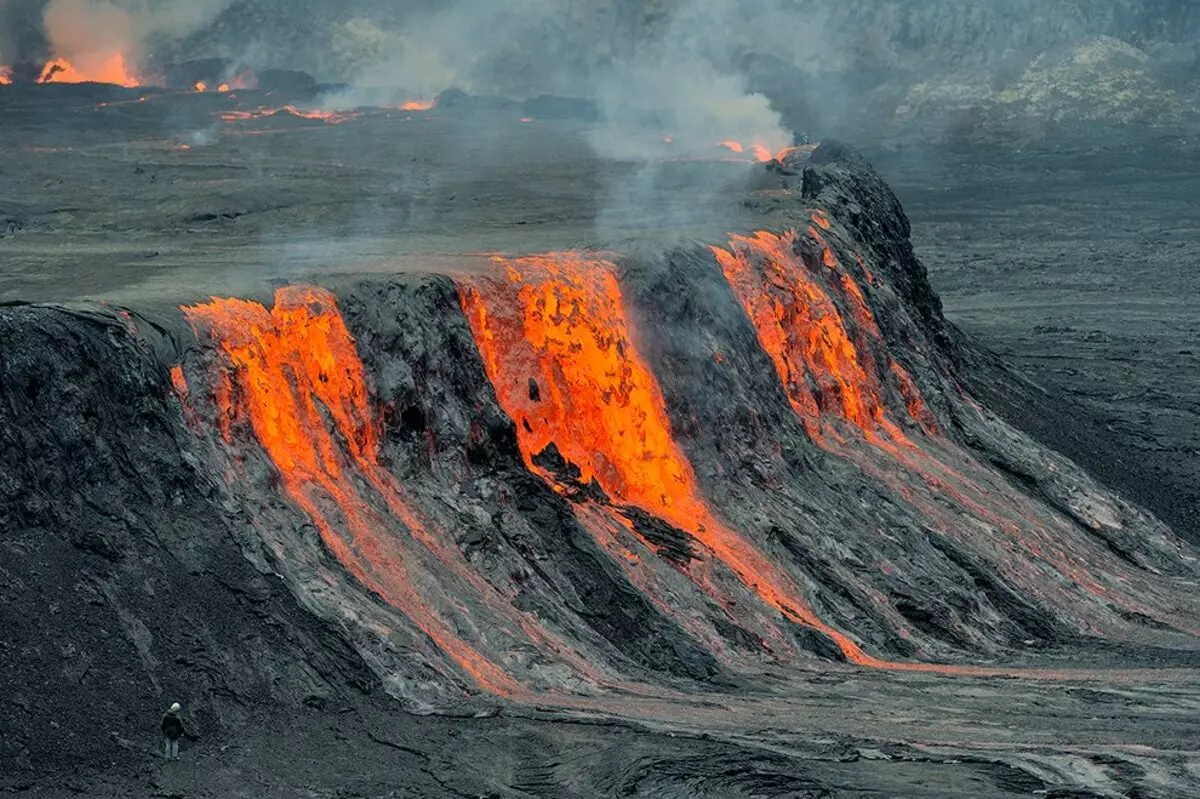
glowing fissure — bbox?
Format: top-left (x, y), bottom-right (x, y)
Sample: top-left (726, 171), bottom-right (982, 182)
top-left (220, 106), bottom-right (361, 125)
top-left (181, 287), bottom-right (522, 695)
top-left (458, 254), bottom-right (879, 664)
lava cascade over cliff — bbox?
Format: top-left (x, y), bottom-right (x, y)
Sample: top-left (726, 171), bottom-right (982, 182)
top-left (160, 145), bottom-right (1200, 704)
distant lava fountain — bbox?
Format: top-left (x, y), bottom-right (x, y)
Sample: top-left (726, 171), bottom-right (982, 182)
top-left (458, 254), bottom-right (879, 664)
top-left (37, 54), bottom-right (140, 87)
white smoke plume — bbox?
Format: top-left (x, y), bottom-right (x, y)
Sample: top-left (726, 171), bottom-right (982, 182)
top-left (586, 0), bottom-right (792, 161)
top-left (41, 0), bottom-right (233, 73)
top-left (321, 0), bottom-right (793, 158)
top-left (323, 0), bottom-right (588, 110)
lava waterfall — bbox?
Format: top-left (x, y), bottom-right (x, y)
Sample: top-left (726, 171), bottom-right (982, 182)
top-left (6, 144), bottom-right (1197, 712)
top-left (167, 144), bottom-right (1198, 700)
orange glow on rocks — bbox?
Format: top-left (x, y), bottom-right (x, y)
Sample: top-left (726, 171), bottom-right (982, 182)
top-left (0, 67), bottom-right (11, 85)
top-left (181, 287), bottom-right (519, 695)
top-left (397, 99), bottom-right (437, 111)
top-left (458, 254), bottom-right (878, 664)
top-left (37, 54), bottom-right (140, 87)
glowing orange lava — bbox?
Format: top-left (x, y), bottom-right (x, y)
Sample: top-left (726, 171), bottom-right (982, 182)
top-left (169, 365), bottom-right (188, 398)
top-left (0, 67), bottom-right (11, 86)
top-left (182, 287), bottom-right (519, 695)
top-left (712, 230), bottom-right (919, 444)
top-left (37, 54), bottom-right (140, 87)
top-left (718, 141), bottom-right (799, 163)
top-left (193, 81), bottom-right (207, 92)
top-left (397, 99), bottom-right (437, 111)
top-left (458, 254), bottom-right (878, 663)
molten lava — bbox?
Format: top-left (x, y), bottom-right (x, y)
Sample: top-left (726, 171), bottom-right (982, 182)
top-left (0, 67), bottom-right (11, 86)
top-left (397, 99), bottom-right (437, 111)
top-left (712, 230), bottom-right (921, 444)
top-left (37, 54), bottom-right (140, 87)
top-left (181, 287), bottom-right (519, 695)
top-left (458, 254), bottom-right (878, 663)
top-left (718, 141), bottom-right (801, 163)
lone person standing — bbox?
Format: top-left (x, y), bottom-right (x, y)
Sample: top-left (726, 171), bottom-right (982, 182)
top-left (161, 702), bottom-right (184, 760)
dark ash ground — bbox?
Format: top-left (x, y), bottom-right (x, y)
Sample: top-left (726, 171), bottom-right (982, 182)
top-left (2, 86), bottom-right (1198, 798)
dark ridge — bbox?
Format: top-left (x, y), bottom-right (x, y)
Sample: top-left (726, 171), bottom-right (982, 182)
top-left (926, 534), bottom-right (1067, 646)
top-left (956, 332), bottom-right (1200, 544)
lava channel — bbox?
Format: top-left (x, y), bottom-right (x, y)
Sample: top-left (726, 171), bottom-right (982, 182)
top-left (458, 253), bottom-right (881, 664)
top-left (181, 286), bottom-right (523, 695)
top-left (712, 228), bottom-right (931, 447)
top-left (713, 225), bottom-right (1194, 639)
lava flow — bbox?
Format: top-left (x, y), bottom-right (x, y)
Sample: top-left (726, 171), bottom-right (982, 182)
top-left (715, 224), bottom-right (1191, 638)
top-left (712, 229), bottom-right (926, 445)
top-left (181, 287), bottom-right (520, 695)
top-left (458, 254), bottom-right (878, 663)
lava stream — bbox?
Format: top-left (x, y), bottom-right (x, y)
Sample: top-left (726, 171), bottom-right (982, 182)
top-left (712, 229), bottom-right (921, 446)
top-left (458, 254), bottom-right (876, 664)
top-left (181, 287), bottom-right (520, 695)
top-left (715, 225), bottom-right (1193, 636)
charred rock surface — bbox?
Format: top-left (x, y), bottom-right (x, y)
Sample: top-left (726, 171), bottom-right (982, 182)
top-left (3, 143), bottom-right (1199, 797)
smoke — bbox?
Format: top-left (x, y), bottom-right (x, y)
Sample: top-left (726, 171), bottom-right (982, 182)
top-left (324, 0), bottom-right (593, 109)
top-left (40, 0), bottom-right (232, 71)
top-left (587, 0), bottom-right (791, 161)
